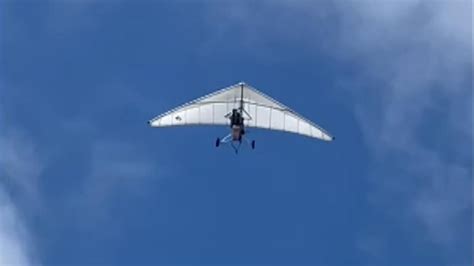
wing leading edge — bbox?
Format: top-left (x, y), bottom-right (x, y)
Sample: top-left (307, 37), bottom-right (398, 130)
top-left (148, 82), bottom-right (334, 141)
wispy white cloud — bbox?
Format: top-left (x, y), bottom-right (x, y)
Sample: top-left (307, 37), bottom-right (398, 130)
top-left (67, 138), bottom-right (160, 230)
top-left (333, 1), bottom-right (472, 254)
top-left (0, 130), bottom-right (44, 208)
top-left (0, 129), bottom-right (42, 266)
top-left (0, 188), bottom-right (35, 266)
top-left (0, 98), bottom-right (161, 264)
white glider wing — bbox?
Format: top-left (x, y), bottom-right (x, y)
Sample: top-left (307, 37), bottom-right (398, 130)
top-left (149, 82), bottom-right (334, 141)
top-left (147, 84), bottom-right (242, 127)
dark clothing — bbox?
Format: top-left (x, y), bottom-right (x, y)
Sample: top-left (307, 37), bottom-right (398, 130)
top-left (230, 109), bottom-right (244, 127)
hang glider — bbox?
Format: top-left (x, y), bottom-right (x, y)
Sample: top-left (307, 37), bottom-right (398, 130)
top-left (148, 82), bottom-right (334, 152)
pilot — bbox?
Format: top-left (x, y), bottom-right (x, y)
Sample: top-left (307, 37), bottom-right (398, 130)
top-left (230, 109), bottom-right (244, 127)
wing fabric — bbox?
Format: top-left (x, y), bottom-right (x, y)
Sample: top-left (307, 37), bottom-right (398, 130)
top-left (149, 82), bottom-right (334, 141)
top-left (240, 85), bottom-right (333, 141)
top-left (148, 84), bottom-right (240, 127)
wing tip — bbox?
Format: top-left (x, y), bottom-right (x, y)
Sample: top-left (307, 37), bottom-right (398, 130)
top-left (321, 135), bottom-right (334, 142)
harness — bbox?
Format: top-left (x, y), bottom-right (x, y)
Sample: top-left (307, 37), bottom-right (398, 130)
top-left (230, 109), bottom-right (244, 127)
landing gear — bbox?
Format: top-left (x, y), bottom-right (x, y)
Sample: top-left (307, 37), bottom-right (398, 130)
top-left (215, 135), bottom-right (254, 152)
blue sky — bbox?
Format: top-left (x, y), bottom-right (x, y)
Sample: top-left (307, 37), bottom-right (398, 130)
top-left (0, 1), bottom-right (472, 265)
